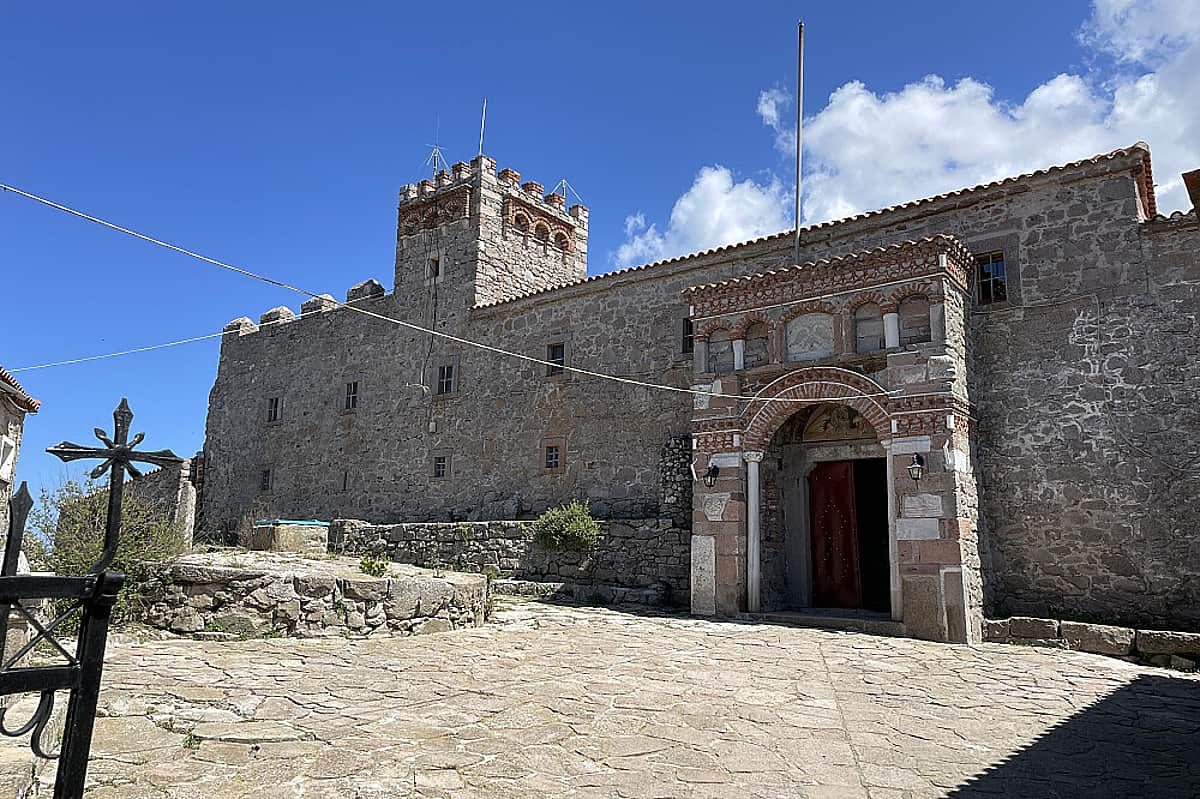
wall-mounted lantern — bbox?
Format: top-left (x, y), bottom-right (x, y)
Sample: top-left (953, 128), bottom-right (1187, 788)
top-left (703, 463), bottom-right (720, 488)
top-left (906, 453), bottom-right (926, 485)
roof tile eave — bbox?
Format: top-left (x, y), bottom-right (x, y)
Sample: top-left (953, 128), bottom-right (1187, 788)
top-left (0, 366), bottom-right (39, 413)
top-left (474, 142), bottom-right (1152, 311)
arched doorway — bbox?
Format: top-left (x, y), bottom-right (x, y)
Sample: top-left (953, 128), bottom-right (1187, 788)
top-left (759, 404), bottom-right (891, 613)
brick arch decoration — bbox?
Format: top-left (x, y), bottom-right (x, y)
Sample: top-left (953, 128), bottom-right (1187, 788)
top-left (742, 367), bottom-right (892, 451)
top-left (844, 291), bottom-right (887, 314)
top-left (734, 313), bottom-right (773, 338)
top-left (780, 300), bottom-right (839, 324)
top-left (697, 320), bottom-right (735, 340)
top-left (888, 281), bottom-right (938, 306)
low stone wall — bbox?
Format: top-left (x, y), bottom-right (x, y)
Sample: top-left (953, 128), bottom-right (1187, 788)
top-left (984, 615), bottom-right (1200, 670)
top-left (331, 517), bottom-right (690, 605)
top-left (143, 551), bottom-right (487, 638)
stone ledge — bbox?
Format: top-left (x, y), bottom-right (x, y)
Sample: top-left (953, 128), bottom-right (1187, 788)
top-left (143, 551), bottom-right (488, 639)
top-left (983, 615), bottom-right (1198, 669)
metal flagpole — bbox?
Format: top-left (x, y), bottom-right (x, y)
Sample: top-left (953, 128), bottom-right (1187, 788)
top-left (794, 20), bottom-right (805, 266)
top-left (478, 98), bottom-right (487, 156)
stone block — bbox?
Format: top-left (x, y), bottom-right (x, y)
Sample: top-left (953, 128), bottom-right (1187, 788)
top-left (343, 578), bottom-right (388, 601)
top-left (690, 534), bottom-right (716, 617)
top-left (901, 573), bottom-right (947, 642)
top-left (896, 518), bottom-right (940, 541)
top-left (345, 279), bottom-right (385, 302)
top-left (1136, 629), bottom-right (1200, 657)
top-left (1010, 616), bottom-right (1060, 639)
top-left (1060, 621), bottom-right (1134, 655)
top-left (982, 618), bottom-right (1011, 642)
top-left (902, 493), bottom-right (944, 518)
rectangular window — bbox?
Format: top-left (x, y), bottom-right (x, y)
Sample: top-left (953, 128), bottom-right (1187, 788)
top-left (266, 396), bottom-right (281, 422)
top-left (546, 342), bottom-right (566, 376)
top-left (341, 471), bottom-right (348, 491)
top-left (976, 251), bottom-right (1008, 305)
top-left (345, 381), bottom-right (359, 410)
top-left (432, 455), bottom-right (448, 479)
top-left (682, 317), bottom-right (695, 354)
top-left (428, 256), bottom-right (441, 280)
top-left (259, 469), bottom-right (272, 492)
top-left (436, 364), bottom-right (455, 395)
top-left (544, 445), bottom-right (560, 470)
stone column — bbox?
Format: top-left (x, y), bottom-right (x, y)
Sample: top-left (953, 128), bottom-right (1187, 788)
top-left (693, 339), bottom-right (708, 375)
top-left (930, 301), bottom-right (946, 343)
top-left (883, 311), bottom-right (900, 349)
top-left (744, 451), bottom-right (764, 613)
top-left (732, 339), bottom-right (745, 371)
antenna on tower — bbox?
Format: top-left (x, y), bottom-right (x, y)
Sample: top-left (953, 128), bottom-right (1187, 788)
top-left (478, 98), bottom-right (487, 156)
top-left (423, 116), bottom-right (451, 177)
top-left (549, 178), bottom-right (586, 206)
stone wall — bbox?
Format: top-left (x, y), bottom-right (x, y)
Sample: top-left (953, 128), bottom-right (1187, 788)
top-left (973, 212), bottom-right (1200, 631)
top-left (143, 551), bottom-right (487, 639)
top-left (128, 458), bottom-right (198, 548)
top-left (331, 516), bottom-right (690, 605)
top-left (198, 144), bottom-right (1200, 630)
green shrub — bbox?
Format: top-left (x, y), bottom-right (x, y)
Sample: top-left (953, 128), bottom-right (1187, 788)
top-left (27, 478), bottom-right (186, 626)
top-left (532, 500), bottom-right (600, 552)
top-left (359, 554), bottom-right (388, 577)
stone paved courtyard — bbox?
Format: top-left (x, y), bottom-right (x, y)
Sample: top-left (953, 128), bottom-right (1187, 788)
top-left (56, 599), bottom-right (1200, 798)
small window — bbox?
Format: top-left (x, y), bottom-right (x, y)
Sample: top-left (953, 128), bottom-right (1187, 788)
top-left (344, 381), bottom-right (359, 410)
top-left (544, 445), bottom-right (561, 470)
top-left (259, 469), bottom-right (272, 492)
top-left (899, 296), bottom-right (932, 345)
top-left (341, 470), bottom-right (349, 491)
top-left (436, 364), bottom-right (455, 395)
top-left (546, 342), bottom-right (566, 376)
top-left (534, 224), bottom-right (550, 242)
top-left (854, 303), bottom-right (885, 354)
top-left (976, 251), bottom-right (1008, 305)
top-left (553, 232), bottom-right (570, 250)
top-left (266, 396), bottom-right (281, 422)
top-left (432, 455), bottom-right (448, 479)
top-left (682, 318), bottom-right (694, 354)
top-left (514, 214), bottom-right (530, 233)
top-left (743, 322), bottom-right (770, 368)
top-left (428, 256), bottom-right (441, 280)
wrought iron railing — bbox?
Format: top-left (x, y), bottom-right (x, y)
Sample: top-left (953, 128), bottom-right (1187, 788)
top-left (0, 399), bottom-right (180, 798)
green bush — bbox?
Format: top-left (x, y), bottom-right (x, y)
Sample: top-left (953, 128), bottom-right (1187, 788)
top-left (532, 500), bottom-right (600, 552)
top-left (359, 554), bottom-right (388, 577)
top-left (27, 478), bottom-right (186, 625)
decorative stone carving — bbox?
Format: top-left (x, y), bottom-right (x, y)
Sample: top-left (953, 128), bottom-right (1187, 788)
top-left (702, 493), bottom-right (731, 521)
top-left (785, 313), bottom-right (834, 361)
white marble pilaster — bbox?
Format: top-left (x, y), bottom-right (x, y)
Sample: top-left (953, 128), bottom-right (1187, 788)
top-left (744, 450), bottom-right (764, 613)
top-left (883, 312), bottom-right (900, 349)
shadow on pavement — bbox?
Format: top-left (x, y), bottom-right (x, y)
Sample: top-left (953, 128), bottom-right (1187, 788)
top-left (947, 673), bottom-right (1200, 797)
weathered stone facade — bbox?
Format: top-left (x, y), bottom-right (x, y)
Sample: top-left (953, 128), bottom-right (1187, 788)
top-left (200, 142), bottom-right (1200, 641)
top-left (0, 366), bottom-right (38, 537)
top-left (332, 516), bottom-right (690, 605)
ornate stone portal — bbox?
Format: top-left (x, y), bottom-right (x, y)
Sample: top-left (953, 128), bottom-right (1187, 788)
top-left (685, 237), bottom-right (983, 644)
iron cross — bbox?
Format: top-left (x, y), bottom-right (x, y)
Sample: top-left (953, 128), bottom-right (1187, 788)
top-left (46, 398), bottom-right (182, 574)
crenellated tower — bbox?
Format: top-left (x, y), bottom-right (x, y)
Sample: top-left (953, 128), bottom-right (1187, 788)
top-left (393, 155), bottom-right (588, 315)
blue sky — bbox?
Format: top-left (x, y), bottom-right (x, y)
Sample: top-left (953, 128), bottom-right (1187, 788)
top-left (4, 1), bottom-right (1198, 501)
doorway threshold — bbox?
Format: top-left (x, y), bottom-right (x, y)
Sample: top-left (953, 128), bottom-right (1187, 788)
top-left (739, 608), bottom-right (906, 638)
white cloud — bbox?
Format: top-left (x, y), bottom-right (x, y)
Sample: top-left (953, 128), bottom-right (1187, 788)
top-left (614, 166), bottom-right (790, 268)
top-left (778, 0), bottom-right (1200, 222)
top-left (615, 1), bottom-right (1198, 268)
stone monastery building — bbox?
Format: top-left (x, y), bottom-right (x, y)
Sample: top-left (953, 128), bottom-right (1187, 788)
top-left (200, 143), bottom-right (1200, 644)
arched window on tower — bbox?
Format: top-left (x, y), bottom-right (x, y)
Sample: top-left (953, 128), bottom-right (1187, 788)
top-left (854, 303), bottom-right (885, 353)
top-left (513, 214), bottom-right (530, 233)
top-left (553, 232), bottom-right (570, 251)
top-left (743, 322), bottom-right (770, 368)
top-left (534, 223), bottom-right (550, 243)
top-left (899, 296), bottom-right (931, 345)
top-left (707, 329), bottom-right (735, 373)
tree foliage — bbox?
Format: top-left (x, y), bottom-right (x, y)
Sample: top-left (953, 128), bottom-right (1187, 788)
top-left (26, 478), bottom-right (186, 624)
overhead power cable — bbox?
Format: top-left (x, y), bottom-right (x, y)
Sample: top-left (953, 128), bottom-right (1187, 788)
top-left (0, 183), bottom-right (900, 405)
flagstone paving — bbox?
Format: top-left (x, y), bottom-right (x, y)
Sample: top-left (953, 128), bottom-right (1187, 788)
top-left (47, 599), bottom-right (1200, 797)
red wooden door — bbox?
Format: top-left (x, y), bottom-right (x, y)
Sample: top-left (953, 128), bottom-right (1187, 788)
top-left (808, 461), bottom-right (862, 608)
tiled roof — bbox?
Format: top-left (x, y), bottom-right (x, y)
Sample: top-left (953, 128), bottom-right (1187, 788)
top-left (682, 234), bottom-right (974, 296)
top-left (0, 365), bottom-right (39, 413)
top-left (472, 142), bottom-right (1155, 310)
